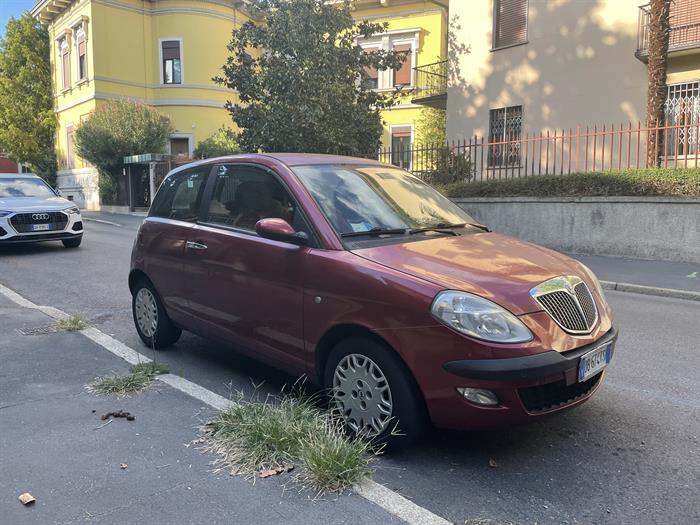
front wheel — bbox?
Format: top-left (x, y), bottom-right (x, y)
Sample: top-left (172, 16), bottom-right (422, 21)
top-left (324, 337), bottom-right (426, 448)
top-left (132, 279), bottom-right (181, 349)
top-left (62, 236), bottom-right (82, 248)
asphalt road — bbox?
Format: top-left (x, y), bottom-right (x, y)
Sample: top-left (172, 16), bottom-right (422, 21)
top-left (1, 215), bottom-right (698, 524)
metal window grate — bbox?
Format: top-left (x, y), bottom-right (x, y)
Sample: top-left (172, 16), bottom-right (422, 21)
top-left (488, 105), bottom-right (523, 167)
top-left (665, 81), bottom-right (700, 156)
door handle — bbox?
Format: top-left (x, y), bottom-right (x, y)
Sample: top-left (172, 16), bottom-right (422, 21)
top-left (186, 240), bottom-right (208, 251)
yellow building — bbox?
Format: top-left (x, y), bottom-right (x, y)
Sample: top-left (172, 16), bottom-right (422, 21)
top-left (32, 0), bottom-right (448, 210)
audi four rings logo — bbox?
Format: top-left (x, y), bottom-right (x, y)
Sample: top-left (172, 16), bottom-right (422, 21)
top-left (32, 213), bottom-right (50, 221)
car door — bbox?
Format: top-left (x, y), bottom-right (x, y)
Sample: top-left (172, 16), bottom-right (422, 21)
top-left (183, 163), bottom-right (313, 374)
top-left (140, 165), bottom-right (212, 324)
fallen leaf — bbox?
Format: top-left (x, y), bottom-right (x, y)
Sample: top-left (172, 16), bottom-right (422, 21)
top-left (488, 458), bottom-right (498, 468)
top-left (120, 463), bottom-right (128, 470)
top-left (687, 271), bottom-right (698, 279)
top-left (18, 492), bottom-right (35, 505)
top-left (258, 469), bottom-right (278, 478)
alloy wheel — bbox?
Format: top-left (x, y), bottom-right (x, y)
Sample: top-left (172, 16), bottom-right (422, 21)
top-left (332, 353), bottom-right (393, 437)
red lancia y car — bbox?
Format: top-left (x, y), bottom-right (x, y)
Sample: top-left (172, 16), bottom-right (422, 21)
top-left (129, 154), bottom-right (615, 445)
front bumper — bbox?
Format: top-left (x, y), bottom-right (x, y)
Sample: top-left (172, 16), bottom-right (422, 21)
top-left (0, 211), bottom-right (83, 243)
top-left (420, 327), bottom-right (617, 431)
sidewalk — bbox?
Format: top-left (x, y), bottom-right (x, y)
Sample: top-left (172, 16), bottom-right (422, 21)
top-left (570, 253), bottom-right (700, 294)
top-left (0, 296), bottom-right (398, 524)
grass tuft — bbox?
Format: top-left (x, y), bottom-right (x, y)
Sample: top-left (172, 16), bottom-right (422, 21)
top-left (130, 361), bottom-right (170, 377)
top-left (57, 315), bottom-right (89, 331)
top-left (202, 392), bottom-right (374, 494)
top-left (87, 372), bottom-right (151, 396)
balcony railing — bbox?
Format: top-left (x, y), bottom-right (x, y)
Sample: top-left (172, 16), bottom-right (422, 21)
top-left (411, 60), bottom-right (447, 108)
top-left (636, 0), bottom-right (700, 60)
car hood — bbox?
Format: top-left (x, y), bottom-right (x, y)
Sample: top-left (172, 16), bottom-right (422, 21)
top-left (351, 232), bottom-right (585, 315)
top-left (0, 196), bottom-right (73, 212)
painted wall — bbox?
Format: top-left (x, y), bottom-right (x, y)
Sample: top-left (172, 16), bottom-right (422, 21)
top-left (447, 0), bottom-right (649, 140)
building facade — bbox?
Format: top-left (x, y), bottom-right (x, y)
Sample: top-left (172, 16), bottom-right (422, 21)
top-left (32, 0), bottom-right (448, 209)
top-left (447, 0), bottom-right (700, 150)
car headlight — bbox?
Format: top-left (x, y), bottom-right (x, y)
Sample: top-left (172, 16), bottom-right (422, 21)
top-left (431, 291), bottom-right (533, 343)
top-left (64, 206), bottom-right (80, 215)
top-left (0, 210), bottom-right (12, 217)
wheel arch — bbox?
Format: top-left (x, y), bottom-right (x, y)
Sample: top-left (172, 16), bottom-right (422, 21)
top-left (128, 269), bottom-right (151, 295)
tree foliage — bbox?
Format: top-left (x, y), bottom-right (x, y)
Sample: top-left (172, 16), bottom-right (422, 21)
top-left (75, 100), bottom-right (173, 201)
top-left (215, 0), bottom-right (406, 155)
top-left (0, 13), bottom-right (56, 182)
top-left (194, 127), bottom-right (241, 158)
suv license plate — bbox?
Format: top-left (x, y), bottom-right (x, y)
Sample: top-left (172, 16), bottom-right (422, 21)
top-left (578, 342), bottom-right (612, 382)
top-left (32, 223), bottom-right (51, 231)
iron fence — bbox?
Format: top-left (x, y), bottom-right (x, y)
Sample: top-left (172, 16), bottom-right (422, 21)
top-left (376, 120), bottom-right (700, 182)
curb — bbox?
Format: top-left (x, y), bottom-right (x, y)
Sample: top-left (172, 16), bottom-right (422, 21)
top-left (601, 280), bottom-right (700, 302)
top-left (82, 216), bottom-right (123, 227)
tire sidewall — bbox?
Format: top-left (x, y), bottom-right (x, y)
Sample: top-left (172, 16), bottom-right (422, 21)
top-left (324, 336), bottom-right (426, 448)
top-left (131, 280), bottom-right (180, 348)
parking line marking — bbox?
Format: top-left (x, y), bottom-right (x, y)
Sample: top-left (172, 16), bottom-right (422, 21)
top-left (0, 282), bottom-right (451, 525)
top-left (82, 217), bottom-right (123, 227)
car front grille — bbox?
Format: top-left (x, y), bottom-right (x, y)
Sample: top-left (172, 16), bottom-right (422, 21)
top-left (532, 277), bottom-right (598, 334)
top-left (9, 212), bottom-right (68, 233)
top-left (518, 372), bottom-right (603, 413)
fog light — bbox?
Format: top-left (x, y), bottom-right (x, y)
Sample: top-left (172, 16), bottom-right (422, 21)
top-left (457, 387), bottom-right (499, 406)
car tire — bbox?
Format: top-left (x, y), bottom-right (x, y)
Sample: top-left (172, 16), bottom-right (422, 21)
top-left (131, 279), bottom-right (181, 349)
top-left (324, 337), bottom-right (427, 449)
top-left (62, 236), bottom-right (82, 248)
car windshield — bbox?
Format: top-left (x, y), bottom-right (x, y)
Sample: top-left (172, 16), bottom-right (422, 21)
top-left (0, 177), bottom-right (55, 198)
top-left (293, 164), bottom-right (478, 237)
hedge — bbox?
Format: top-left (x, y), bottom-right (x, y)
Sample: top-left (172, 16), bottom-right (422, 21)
top-left (439, 168), bottom-right (700, 198)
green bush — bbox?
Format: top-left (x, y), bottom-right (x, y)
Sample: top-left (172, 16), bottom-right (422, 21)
top-left (425, 149), bottom-right (473, 186)
top-left (439, 168), bottom-right (700, 198)
top-left (193, 127), bottom-right (241, 158)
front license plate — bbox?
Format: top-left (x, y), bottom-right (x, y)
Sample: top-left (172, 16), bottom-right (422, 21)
top-left (578, 342), bottom-right (612, 382)
top-left (32, 223), bottom-right (51, 231)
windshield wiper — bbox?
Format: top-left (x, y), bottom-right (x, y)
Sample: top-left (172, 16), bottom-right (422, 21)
top-left (340, 227), bottom-right (407, 238)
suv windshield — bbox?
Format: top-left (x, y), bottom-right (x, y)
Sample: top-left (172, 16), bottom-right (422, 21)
top-left (0, 177), bottom-right (55, 198)
top-left (293, 164), bottom-right (478, 237)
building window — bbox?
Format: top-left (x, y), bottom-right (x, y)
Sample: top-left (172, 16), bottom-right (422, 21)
top-left (488, 105), bottom-right (522, 167)
top-left (362, 47), bottom-right (379, 90)
top-left (493, 0), bottom-right (528, 50)
top-left (665, 81), bottom-right (700, 157)
top-left (170, 137), bottom-right (190, 157)
top-left (60, 37), bottom-right (70, 89)
top-left (391, 126), bottom-right (412, 169)
top-left (392, 43), bottom-right (413, 87)
top-left (66, 125), bottom-right (75, 170)
top-left (75, 26), bottom-right (87, 81)
top-left (162, 40), bottom-right (182, 84)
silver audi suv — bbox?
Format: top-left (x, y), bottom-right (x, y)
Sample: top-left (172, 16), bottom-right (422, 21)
top-left (0, 173), bottom-right (83, 247)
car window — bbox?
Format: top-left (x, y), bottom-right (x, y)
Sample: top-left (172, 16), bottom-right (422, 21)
top-left (150, 167), bottom-right (210, 221)
top-left (0, 177), bottom-right (55, 198)
top-left (205, 164), bottom-right (312, 237)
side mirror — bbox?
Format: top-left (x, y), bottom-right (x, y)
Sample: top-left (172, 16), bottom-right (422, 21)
top-left (255, 218), bottom-right (309, 246)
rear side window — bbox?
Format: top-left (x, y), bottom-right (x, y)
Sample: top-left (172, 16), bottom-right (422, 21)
top-left (204, 164), bottom-right (312, 237)
top-left (150, 167), bottom-right (210, 221)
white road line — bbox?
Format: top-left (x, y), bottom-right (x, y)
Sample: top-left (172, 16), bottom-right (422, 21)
top-left (0, 282), bottom-right (450, 525)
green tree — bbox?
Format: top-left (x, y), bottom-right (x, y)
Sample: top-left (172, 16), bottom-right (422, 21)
top-left (75, 100), bottom-right (173, 202)
top-left (193, 127), bottom-right (241, 158)
top-left (215, 0), bottom-right (405, 155)
top-left (645, 0), bottom-right (671, 167)
top-left (0, 13), bottom-right (56, 182)
top-left (416, 108), bottom-right (446, 146)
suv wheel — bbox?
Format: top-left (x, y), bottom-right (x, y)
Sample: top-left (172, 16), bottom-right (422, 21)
top-left (132, 279), bottom-right (181, 348)
top-left (324, 337), bottom-right (426, 448)
top-left (62, 237), bottom-right (82, 248)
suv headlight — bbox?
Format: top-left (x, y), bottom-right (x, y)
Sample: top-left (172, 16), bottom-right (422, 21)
top-left (64, 206), bottom-right (80, 215)
top-left (431, 291), bottom-right (533, 343)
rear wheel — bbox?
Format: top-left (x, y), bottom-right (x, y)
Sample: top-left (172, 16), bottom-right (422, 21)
top-left (132, 279), bottom-right (181, 349)
top-left (62, 236), bottom-right (82, 248)
top-left (324, 337), bottom-right (426, 448)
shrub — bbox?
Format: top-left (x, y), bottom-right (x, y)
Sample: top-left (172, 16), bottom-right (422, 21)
top-left (75, 100), bottom-right (173, 202)
top-left (439, 168), bottom-right (700, 198)
top-left (193, 127), bottom-right (241, 158)
top-left (424, 148), bottom-right (473, 186)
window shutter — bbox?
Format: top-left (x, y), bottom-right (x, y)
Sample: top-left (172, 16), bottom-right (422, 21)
top-left (62, 49), bottom-right (70, 88)
top-left (392, 126), bottom-right (412, 138)
top-left (162, 41), bottom-right (180, 60)
top-left (78, 40), bottom-right (86, 56)
top-left (494, 0), bottom-right (528, 49)
top-left (393, 43), bottom-right (412, 86)
top-left (363, 48), bottom-right (378, 83)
